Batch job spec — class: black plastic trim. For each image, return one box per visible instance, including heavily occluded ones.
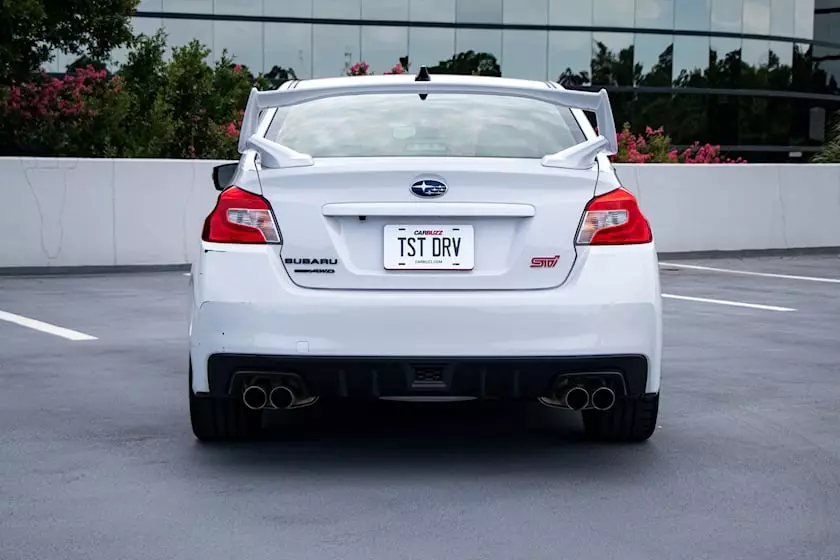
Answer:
[206,354,650,400]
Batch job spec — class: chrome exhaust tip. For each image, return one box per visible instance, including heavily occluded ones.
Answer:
[242,385,268,410]
[590,386,616,411]
[269,385,296,410]
[562,386,590,411]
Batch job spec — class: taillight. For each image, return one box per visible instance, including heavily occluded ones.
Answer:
[202,186,281,244]
[576,187,652,245]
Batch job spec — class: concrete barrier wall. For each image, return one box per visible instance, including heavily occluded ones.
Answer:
[0,157,223,268]
[2,157,840,269]
[615,163,840,253]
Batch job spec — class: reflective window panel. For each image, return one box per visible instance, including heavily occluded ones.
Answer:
[361,26,409,73]
[136,0,163,10]
[313,0,361,19]
[711,0,743,33]
[264,22,313,78]
[812,42,840,93]
[790,43,812,92]
[709,37,742,88]
[162,0,213,13]
[593,0,635,28]
[503,0,549,25]
[457,0,503,24]
[215,21,263,70]
[264,0,314,18]
[214,0,263,15]
[113,17,164,70]
[312,24,361,78]
[362,0,410,20]
[591,32,634,86]
[502,30,549,80]
[409,0,456,22]
[548,0,593,26]
[770,0,795,37]
[794,0,815,39]
[548,31,592,85]
[635,0,675,30]
[454,28,503,64]
[162,17,214,60]
[675,0,711,32]
[742,0,771,35]
[635,33,673,86]
[672,35,710,85]
[408,28,456,70]
[742,38,770,68]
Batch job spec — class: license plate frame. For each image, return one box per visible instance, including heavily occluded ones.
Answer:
[383,225,475,271]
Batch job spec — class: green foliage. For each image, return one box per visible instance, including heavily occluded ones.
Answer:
[429,51,500,76]
[0,66,131,157]
[0,27,264,160]
[116,37,257,159]
[264,65,297,89]
[811,116,840,163]
[0,0,139,85]
[612,123,745,164]
[115,30,176,157]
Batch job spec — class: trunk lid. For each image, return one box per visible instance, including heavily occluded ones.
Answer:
[258,157,598,290]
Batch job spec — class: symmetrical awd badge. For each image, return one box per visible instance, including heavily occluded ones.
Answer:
[411,179,447,198]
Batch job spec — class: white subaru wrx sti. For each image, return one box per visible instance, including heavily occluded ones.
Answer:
[188,67,662,443]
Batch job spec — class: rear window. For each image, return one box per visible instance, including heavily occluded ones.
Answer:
[264,93,586,158]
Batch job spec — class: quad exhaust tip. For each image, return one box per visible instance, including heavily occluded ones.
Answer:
[242,383,298,410]
[269,385,295,410]
[242,385,268,410]
[563,386,590,411]
[547,383,617,411]
[591,386,616,411]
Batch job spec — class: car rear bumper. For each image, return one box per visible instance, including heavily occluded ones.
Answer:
[189,243,662,395]
[204,353,650,399]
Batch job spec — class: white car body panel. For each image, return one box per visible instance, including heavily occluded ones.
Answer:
[190,243,662,394]
[256,157,600,290]
[189,72,662,412]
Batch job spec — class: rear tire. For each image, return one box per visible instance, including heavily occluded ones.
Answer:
[189,363,262,442]
[582,392,659,442]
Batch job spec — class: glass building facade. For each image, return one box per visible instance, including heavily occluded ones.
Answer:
[46,0,840,161]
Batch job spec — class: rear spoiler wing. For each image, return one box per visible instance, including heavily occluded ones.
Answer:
[238,73,618,171]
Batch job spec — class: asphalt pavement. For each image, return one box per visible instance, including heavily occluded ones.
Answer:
[1,255,839,560]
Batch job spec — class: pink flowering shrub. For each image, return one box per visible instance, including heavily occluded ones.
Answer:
[0,36,263,159]
[347,59,408,76]
[0,65,130,156]
[384,62,407,75]
[347,61,372,76]
[612,123,746,164]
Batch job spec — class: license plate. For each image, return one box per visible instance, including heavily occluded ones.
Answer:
[383,225,474,270]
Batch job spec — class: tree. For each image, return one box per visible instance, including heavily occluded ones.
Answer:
[115,30,176,157]
[0,0,139,85]
[429,51,500,76]
[265,65,298,89]
[66,55,109,74]
[557,69,590,87]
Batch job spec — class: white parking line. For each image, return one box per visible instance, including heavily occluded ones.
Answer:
[662,294,796,312]
[660,262,840,284]
[0,310,98,341]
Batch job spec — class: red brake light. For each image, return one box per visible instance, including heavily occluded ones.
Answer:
[576,188,652,246]
[202,186,281,244]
